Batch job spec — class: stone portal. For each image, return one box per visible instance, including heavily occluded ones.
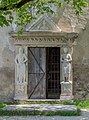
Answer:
[12,31,78,101]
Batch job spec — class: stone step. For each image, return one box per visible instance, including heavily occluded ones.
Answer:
[2,104,77,112]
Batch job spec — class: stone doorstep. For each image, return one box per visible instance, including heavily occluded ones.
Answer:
[2,104,77,112]
[26,99,61,102]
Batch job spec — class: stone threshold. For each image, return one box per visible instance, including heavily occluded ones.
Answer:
[26,99,61,102]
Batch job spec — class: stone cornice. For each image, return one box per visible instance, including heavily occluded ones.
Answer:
[11,31,78,38]
[10,31,78,47]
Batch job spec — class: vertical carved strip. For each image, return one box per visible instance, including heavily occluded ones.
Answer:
[14,46,28,100]
[60,45,74,101]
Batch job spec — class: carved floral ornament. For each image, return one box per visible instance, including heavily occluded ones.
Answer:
[11,32,78,46]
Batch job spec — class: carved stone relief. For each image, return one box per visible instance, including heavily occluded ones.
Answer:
[60,46,74,101]
[61,47,72,83]
[15,47,28,84]
[14,46,28,100]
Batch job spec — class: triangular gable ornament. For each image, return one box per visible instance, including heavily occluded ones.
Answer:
[26,14,61,32]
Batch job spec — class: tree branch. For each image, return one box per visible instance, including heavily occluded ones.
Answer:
[15,0,34,8]
[0,0,36,11]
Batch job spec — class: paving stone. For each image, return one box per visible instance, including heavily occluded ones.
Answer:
[0,116,88,120]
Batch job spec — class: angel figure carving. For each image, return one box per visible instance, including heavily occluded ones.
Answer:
[61,47,72,83]
[15,47,28,84]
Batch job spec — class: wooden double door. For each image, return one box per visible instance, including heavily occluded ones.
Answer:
[28,47,61,99]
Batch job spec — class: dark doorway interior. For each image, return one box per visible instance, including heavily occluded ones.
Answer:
[46,47,61,99]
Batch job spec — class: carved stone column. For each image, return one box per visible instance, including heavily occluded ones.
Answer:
[60,46,74,101]
[14,46,28,100]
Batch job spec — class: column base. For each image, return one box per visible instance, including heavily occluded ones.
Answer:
[60,95,74,101]
[14,95,28,101]
[14,84,28,100]
[60,81,73,101]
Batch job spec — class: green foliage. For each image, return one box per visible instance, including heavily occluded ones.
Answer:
[0,109,80,116]
[73,0,88,15]
[0,102,7,108]
[73,100,89,109]
[0,10,13,27]
[0,0,88,29]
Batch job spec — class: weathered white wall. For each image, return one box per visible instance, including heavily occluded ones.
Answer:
[73,21,89,100]
[0,26,15,101]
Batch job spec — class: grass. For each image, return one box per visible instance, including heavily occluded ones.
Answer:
[0,100,89,116]
[0,109,81,116]
[73,100,89,109]
[0,102,7,108]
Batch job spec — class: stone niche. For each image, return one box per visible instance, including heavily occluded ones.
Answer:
[11,31,78,101]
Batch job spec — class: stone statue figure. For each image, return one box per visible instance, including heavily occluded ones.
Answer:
[15,47,28,84]
[61,47,72,83]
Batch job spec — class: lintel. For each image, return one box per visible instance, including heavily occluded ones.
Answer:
[11,31,78,47]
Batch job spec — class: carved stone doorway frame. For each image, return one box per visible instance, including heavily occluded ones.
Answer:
[11,31,78,101]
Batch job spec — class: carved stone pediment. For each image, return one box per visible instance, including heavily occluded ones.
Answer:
[26,15,61,32]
